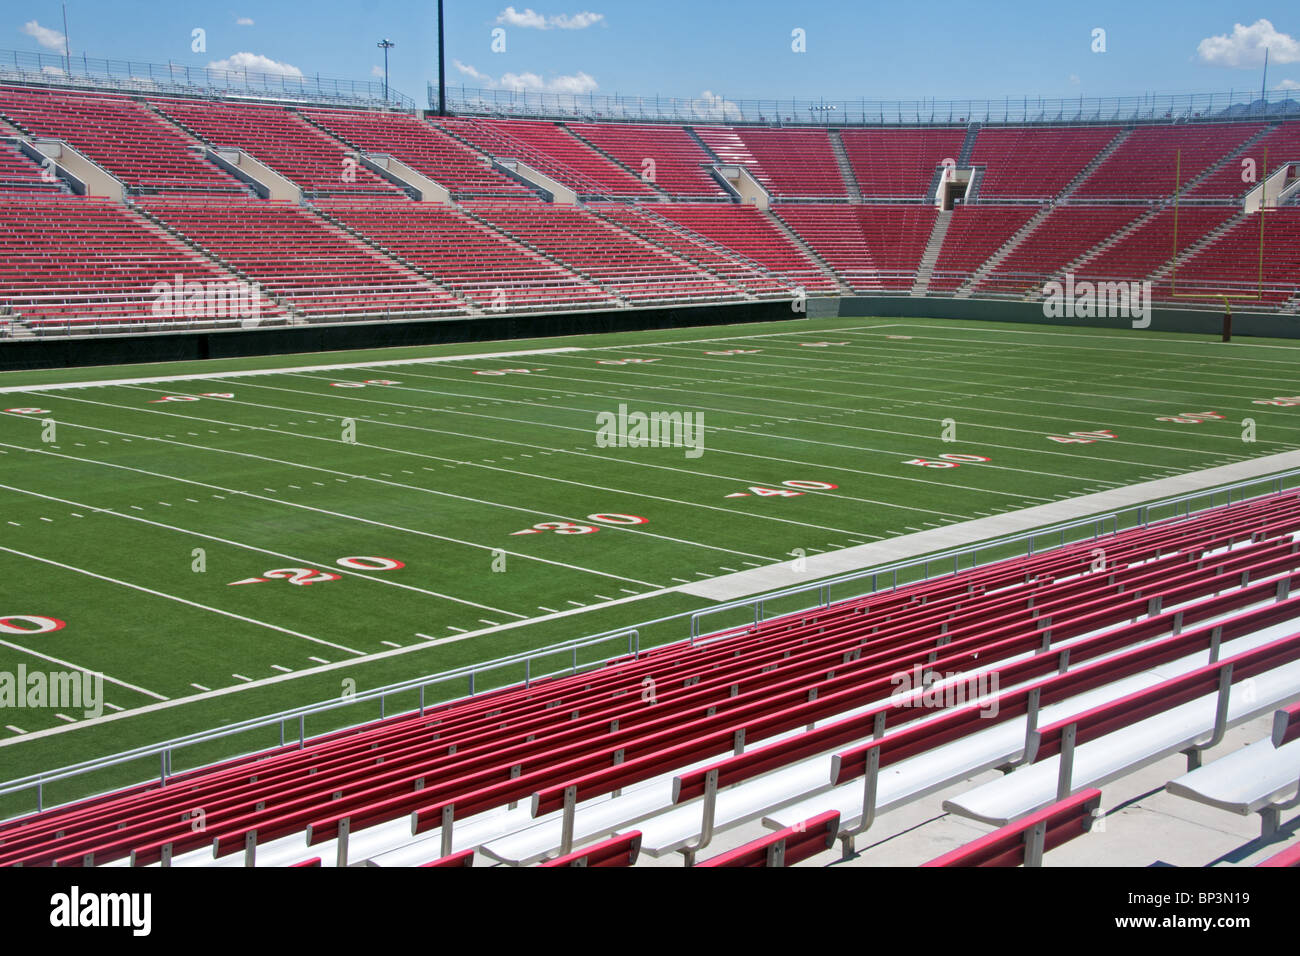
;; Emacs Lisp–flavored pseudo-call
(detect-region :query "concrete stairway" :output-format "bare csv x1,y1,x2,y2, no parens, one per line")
763,208,853,294
911,207,952,295
828,129,862,203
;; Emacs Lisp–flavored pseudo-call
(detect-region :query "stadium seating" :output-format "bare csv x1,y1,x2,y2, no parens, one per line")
1153,209,1300,305
693,126,848,198
838,128,966,199
977,206,1145,295
773,204,936,291
1075,206,1237,285
1189,122,1300,199
302,108,538,199
650,203,840,293
1164,702,1300,837
435,117,657,198
0,137,62,192
566,123,727,198
3,488,1299,867
968,127,1117,199
0,85,244,194
141,197,464,318
928,205,1038,292
0,194,283,328
1072,123,1266,200
2,85,1300,328
695,811,839,867
150,98,405,197
463,202,741,304
318,200,615,311
590,203,795,296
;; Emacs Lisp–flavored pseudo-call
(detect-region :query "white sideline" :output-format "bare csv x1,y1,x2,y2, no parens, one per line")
0,347,584,394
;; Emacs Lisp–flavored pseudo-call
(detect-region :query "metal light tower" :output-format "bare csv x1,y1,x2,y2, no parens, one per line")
377,38,395,102
436,0,447,116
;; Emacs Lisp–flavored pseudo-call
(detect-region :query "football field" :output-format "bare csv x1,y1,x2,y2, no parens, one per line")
2,314,1299,809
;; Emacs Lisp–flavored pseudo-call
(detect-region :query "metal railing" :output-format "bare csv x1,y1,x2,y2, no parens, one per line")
3,467,1299,817
0,48,413,109
434,84,1300,127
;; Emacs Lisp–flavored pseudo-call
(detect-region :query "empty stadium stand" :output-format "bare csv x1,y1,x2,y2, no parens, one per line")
302,108,539,200
141,197,463,318
2,83,1300,330
4,486,1300,867
0,85,245,194
150,98,405,198
0,194,284,329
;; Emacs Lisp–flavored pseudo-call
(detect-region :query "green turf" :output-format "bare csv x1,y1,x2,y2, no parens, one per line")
2,313,1299,814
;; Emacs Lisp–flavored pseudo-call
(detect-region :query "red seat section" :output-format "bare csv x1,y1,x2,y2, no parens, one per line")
969,127,1117,199
774,204,935,291
928,205,1038,292
566,122,727,198
301,108,537,199
1076,206,1237,284
318,200,615,310
463,202,740,304
141,197,463,318
693,126,848,199
150,98,406,198
1073,123,1266,200
1189,121,1300,199
839,128,966,200
434,117,657,198
0,194,283,328
0,86,244,194
977,206,1145,295
0,137,63,192
651,203,840,293
1153,208,1300,304
591,203,796,297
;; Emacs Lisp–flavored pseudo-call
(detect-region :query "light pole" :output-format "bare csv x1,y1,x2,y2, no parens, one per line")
377,38,395,102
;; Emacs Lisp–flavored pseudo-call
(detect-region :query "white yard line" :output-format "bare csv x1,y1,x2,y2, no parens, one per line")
0,637,167,700
0,544,366,657
0,482,530,619
0,440,663,589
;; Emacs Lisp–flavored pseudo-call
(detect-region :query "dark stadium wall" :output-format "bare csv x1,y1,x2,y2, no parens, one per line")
0,300,804,372
837,297,1298,338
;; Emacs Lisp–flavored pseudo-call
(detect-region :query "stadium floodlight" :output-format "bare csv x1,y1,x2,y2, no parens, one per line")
377,38,395,102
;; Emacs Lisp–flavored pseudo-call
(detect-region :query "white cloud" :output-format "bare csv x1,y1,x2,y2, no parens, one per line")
1068,73,1080,85
455,59,597,93
1276,78,1300,90
22,20,66,51
453,59,495,83
1197,19,1300,68
495,6,604,30
207,52,303,77
552,12,604,29
235,17,254,27
40,64,66,76
371,65,385,78
693,90,741,121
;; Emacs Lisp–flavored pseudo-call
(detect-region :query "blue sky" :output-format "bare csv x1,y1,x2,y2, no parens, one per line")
10,2,1300,105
